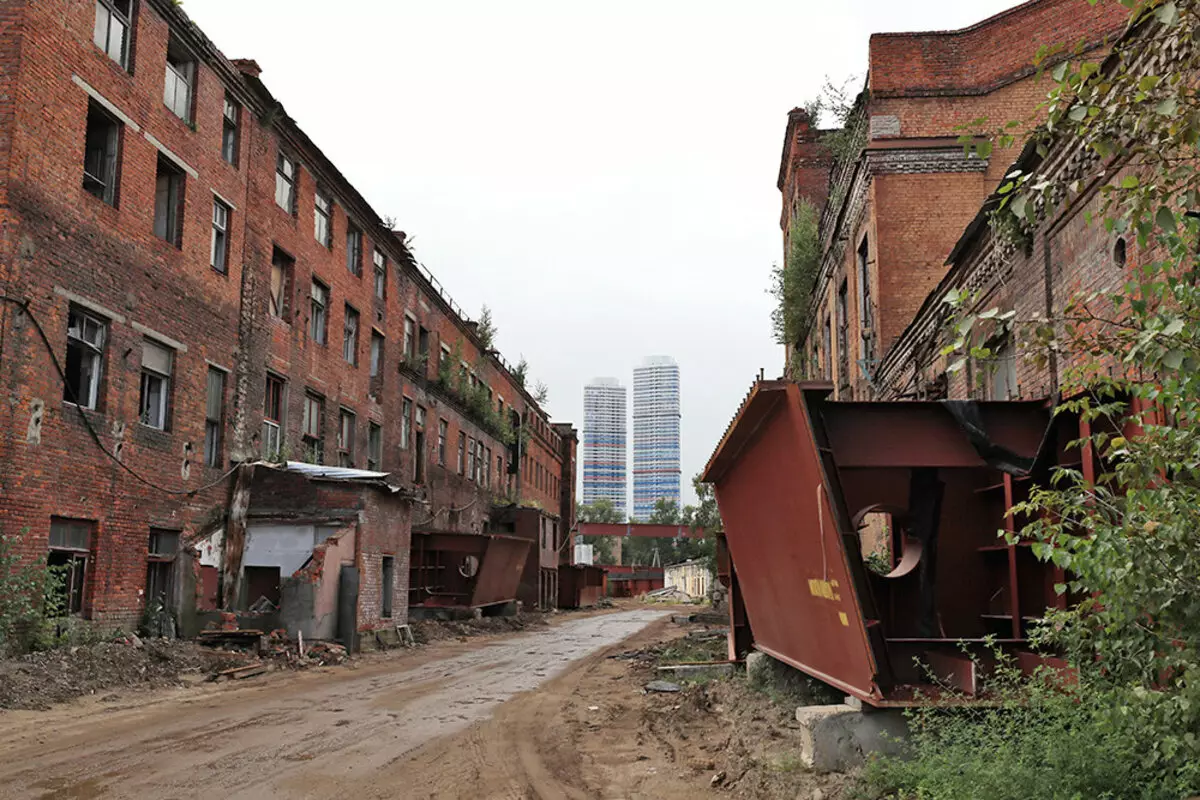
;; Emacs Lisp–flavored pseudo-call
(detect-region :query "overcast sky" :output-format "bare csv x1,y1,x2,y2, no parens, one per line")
187,0,1022,505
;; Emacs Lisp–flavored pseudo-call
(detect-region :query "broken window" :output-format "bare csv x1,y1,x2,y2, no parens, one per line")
437,419,448,466
414,405,426,483
48,517,93,616
269,247,293,320
83,102,121,205
302,391,324,464
309,278,329,345
373,249,387,299
337,408,355,467
467,437,476,482
211,198,230,273
205,367,225,468
368,422,382,471
146,528,179,613
347,224,363,276
153,156,184,247
139,339,173,430
987,335,1018,401
381,555,395,619
262,373,285,459
370,331,384,378
457,431,465,474
418,326,430,363
403,316,415,362
65,307,106,409
314,190,332,248
163,34,195,123
221,94,240,166
343,304,359,365
275,151,297,213
93,0,131,69
401,397,412,449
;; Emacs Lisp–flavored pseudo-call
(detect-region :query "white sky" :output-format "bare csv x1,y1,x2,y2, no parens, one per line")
186,0,1023,505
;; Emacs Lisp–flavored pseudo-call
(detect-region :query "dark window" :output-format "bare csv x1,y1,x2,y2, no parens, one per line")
414,406,426,483
418,327,430,363
836,279,849,389
368,422,382,471
153,156,184,247
337,408,355,467
314,190,332,247
139,339,173,430
49,517,93,616
373,250,387,299
822,314,832,380
211,198,230,273
457,432,465,474
163,35,195,123
93,0,132,69
263,373,285,459
403,317,415,361
346,224,363,276
343,305,359,365
437,419,447,466
370,331,384,378
83,102,120,205
467,437,476,482
302,392,324,464
269,248,293,320
205,367,225,468
857,238,875,364
401,398,412,449
309,279,329,345
146,528,180,613
275,151,296,213
221,94,240,166
381,556,394,618
65,308,106,409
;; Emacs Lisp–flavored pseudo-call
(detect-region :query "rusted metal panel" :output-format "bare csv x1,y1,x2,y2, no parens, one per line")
472,535,532,607
703,380,1059,707
408,531,531,610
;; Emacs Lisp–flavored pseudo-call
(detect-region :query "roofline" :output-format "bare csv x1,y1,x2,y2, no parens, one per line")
870,0,1051,41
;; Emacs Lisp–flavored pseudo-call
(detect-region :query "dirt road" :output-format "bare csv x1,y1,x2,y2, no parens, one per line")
0,608,670,799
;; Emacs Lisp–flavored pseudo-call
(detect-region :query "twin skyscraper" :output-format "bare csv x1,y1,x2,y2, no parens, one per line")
582,356,681,520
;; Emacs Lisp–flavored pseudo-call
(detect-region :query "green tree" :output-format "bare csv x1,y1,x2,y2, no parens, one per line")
511,357,528,387
770,199,821,374
647,497,680,524
576,498,621,566
476,305,496,352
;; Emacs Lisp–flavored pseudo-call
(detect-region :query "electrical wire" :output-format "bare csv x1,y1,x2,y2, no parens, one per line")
1,294,239,497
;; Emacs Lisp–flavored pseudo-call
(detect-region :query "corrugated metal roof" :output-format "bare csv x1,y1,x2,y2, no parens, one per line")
280,461,391,481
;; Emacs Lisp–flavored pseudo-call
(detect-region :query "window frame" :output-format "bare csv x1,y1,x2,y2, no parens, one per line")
346,224,363,276
301,391,325,464
83,101,121,206
437,419,448,466
269,247,293,321
275,151,297,214
65,307,107,410
211,197,230,273
204,366,226,468
153,155,185,247
314,190,333,248
401,397,412,449
457,431,466,474
367,422,382,471
138,338,173,430
309,278,329,345
373,249,387,299
221,94,240,167
93,0,132,70
369,330,384,378
342,304,360,365
49,517,93,616
263,372,285,460
163,35,196,124
337,408,356,467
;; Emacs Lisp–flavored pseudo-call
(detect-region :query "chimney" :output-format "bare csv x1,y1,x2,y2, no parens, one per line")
231,59,262,78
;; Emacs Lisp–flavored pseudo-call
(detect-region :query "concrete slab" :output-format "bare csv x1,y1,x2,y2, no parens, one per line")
794,703,910,773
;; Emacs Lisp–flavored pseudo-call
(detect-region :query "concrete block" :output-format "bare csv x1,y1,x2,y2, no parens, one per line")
794,704,910,773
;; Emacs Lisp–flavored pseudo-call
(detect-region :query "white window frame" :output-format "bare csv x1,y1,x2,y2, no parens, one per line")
275,152,296,213
343,304,359,365
65,308,107,410
211,198,230,273
139,339,173,430
314,190,332,247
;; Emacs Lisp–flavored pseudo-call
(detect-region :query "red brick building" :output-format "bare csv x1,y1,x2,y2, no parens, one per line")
780,0,1127,399
0,0,575,634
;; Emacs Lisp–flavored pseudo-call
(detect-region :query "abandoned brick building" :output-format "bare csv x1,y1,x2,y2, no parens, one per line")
780,0,1129,400
0,0,576,639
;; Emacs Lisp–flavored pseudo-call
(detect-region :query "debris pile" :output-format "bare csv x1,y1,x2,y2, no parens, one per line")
644,586,692,603
410,611,549,644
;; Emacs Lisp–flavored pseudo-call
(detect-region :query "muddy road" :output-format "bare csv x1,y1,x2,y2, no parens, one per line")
0,608,670,799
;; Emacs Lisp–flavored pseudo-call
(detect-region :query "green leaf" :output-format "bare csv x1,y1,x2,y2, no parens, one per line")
1068,105,1088,122
1156,206,1178,233
976,140,993,160
1163,349,1185,370
1121,175,1140,189
1154,0,1179,25
1139,75,1162,92
1010,194,1029,220
1156,97,1179,116
1051,61,1070,82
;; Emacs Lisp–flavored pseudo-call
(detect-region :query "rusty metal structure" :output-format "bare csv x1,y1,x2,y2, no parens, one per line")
408,531,532,618
558,564,607,609
703,381,1078,706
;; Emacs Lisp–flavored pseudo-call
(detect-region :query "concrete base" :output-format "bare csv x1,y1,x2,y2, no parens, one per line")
794,704,910,773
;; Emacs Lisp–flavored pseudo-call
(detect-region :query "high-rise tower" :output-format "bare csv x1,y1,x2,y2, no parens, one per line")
632,356,681,520
582,378,628,517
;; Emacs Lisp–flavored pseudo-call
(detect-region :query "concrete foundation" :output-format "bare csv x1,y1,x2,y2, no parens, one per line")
794,703,910,773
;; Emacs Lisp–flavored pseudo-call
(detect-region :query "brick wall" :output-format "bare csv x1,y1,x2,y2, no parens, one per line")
0,0,572,625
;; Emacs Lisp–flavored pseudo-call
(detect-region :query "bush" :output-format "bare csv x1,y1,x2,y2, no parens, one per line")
0,532,68,656
862,672,1200,800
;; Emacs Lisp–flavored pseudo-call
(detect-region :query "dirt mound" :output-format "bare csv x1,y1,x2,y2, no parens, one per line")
0,638,247,710
410,611,549,644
